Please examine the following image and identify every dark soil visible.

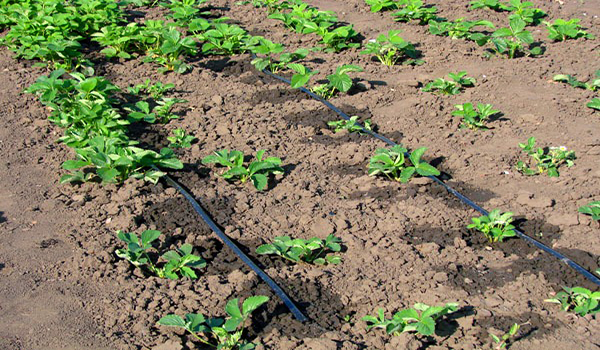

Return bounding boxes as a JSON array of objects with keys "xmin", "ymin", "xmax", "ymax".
[{"xmin": 0, "ymin": 0, "xmax": 599, "ymax": 349}]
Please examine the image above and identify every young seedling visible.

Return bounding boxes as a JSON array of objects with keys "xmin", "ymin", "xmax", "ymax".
[
  {"xmin": 168, "ymin": 128, "xmax": 196, "ymax": 148},
  {"xmin": 486, "ymin": 17, "xmax": 542, "ymax": 58},
  {"xmin": 360, "ymin": 30, "xmax": 422, "ymax": 66},
  {"xmin": 158, "ymin": 295, "xmax": 269, "ymax": 349},
  {"xmin": 422, "ymin": 71, "xmax": 476, "ymax": 95},
  {"xmin": 544, "ymin": 18, "xmax": 594, "ymax": 42},
  {"xmin": 363, "ymin": 303, "xmax": 459, "ymax": 337},
  {"xmin": 429, "ymin": 18, "xmax": 494, "ymax": 43},
  {"xmin": 588, "ymin": 98, "xmax": 600, "ymax": 111},
  {"xmin": 202, "ymin": 150, "xmax": 284, "ymax": 191},
  {"xmin": 250, "ymin": 38, "xmax": 308, "ymax": 73},
  {"xmin": 553, "ymin": 70, "xmax": 600, "ymax": 91},
  {"xmin": 287, "ymin": 63, "xmax": 319, "ymax": 89},
  {"xmin": 115, "ymin": 230, "xmax": 206, "ymax": 279},
  {"xmin": 368, "ymin": 145, "xmax": 440, "ymax": 183},
  {"xmin": 516, "ymin": 137, "xmax": 576, "ymax": 177},
  {"xmin": 469, "ymin": 0, "xmax": 509, "ymax": 11},
  {"xmin": 505, "ymin": 0, "xmax": 546, "ymax": 25},
  {"xmin": 318, "ymin": 25, "xmax": 361, "ymax": 52},
  {"xmin": 128, "ymin": 79, "xmax": 176, "ymax": 99},
  {"xmin": 328, "ymin": 116, "xmax": 372, "ymax": 133},
  {"xmin": 452, "ymin": 102, "xmax": 500, "ymax": 129},
  {"xmin": 311, "ymin": 64, "xmax": 363, "ymax": 99},
  {"xmin": 467, "ymin": 209, "xmax": 516, "ymax": 243},
  {"xmin": 365, "ymin": 0, "xmax": 400, "ymax": 12},
  {"xmin": 144, "ymin": 27, "xmax": 196, "ymax": 73},
  {"xmin": 200, "ymin": 23, "xmax": 250, "ymax": 55},
  {"xmin": 256, "ymin": 234, "xmax": 342, "ymax": 265},
  {"xmin": 578, "ymin": 201, "xmax": 600, "ymax": 221},
  {"xmin": 545, "ymin": 287, "xmax": 600, "ymax": 316},
  {"xmin": 490, "ymin": 323, "xmax": 520, "ymax": 350},
  {"xmin": 392, "ymin": 0, "xmax": 438, "ymax": 24}
]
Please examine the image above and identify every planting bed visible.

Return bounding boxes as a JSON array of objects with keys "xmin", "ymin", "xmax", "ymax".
[{"xmin": 0, "ymin": 0, "xmax": 599, "ymax": 349}]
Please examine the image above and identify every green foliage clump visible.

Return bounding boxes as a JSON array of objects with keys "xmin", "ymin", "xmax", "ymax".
[
  {"xmin": 467, "ymin": 209, "xmax": 516, "ymax": 243},
  {"xmin": 516, "ymin": 137, "xmax": 575, "ymax": 177},
  {"xmin": 360, "ymin": 30, "xmax": 423, "ymax": 66},
  {"xmin": 363, "ymin": 303, "xmax": 459, "ymax": 336},
  {"xmin": 545, "ymin": 287, "xmax": 600, "ymax": 316},
  {"xmin": 256, "ymin": 235, "xmax": 342, "ymax": 265},
  {"xmin": 368, "ymin": 145, "xmax": 440, "ymax": 183},
  {"xmin": 422, "ymin": 71, "xmax": 476, "ymax": 95}
]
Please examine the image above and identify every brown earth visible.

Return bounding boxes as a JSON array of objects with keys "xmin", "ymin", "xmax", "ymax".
[{"xmin": 0, "ymin": 0, "xmax": 599, "ymax": 349}]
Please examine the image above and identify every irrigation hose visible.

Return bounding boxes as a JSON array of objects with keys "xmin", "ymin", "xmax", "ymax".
[
  {"xmin": 255, "ymin": 60, "xmax": 600, "ymax": 287},
  {"xmin": 158, "ymin": 171, "xmax": 308, "ymax": 322}
]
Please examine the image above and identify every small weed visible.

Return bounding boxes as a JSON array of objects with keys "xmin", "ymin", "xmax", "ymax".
[
  {"xmin": 468, "ymin": 209, "xmax": 515, "ymax": 243},
  {"xmin": 363, "ymin": 303, "xmax": 459, "ymax": 336},
  {"xmin": 202, "ymin": 150, "xmax": 284, "ymax": 191},
  {"xmin": 256, "ymin": 234, "xmax": 342, "ymax": 265},
  {"xmin": 490, "ymin": 323, "xmax": 520, "ymax": 349},
  {"xmin": 116, "ymin": 230, "xmax": 206, "ymax": 279},
  {"xmin": 368, "ymin": 145, "xmax": 440, "ymax": 183},
  {"xmin": 516, "ymin": 137, "xmax": 575, "ymax": 177},
  {"xmin": 422, "ymin": 71, "xmax": 476, "ymax": 95},
  {"xmin": 545, "ymin": 287, "xmax": 600, "ymax": 316},
  {"xmin": 452, "ymin": 102, "xmax": 500, "ymax": 129},
  {"xmin": 159, "ymin": 295, "xmax": 269, "ymax": 349}
]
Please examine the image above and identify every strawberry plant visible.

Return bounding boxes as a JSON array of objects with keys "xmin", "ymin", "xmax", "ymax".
[
  {"xmin": 368, "ymin": 145, "xmax": 440, "ymax": 183},
  {"xmin": 92, "ymin": 23, "xmax": 144, "ymax": 59},
  {"xmin": 200, "ymin": 23, "xmax": 251, "ymax": 55},
  {"xmin": 144, "ymin": 27, "xmax": 196, "ymax": 73},
  {"xmin": 545, "ymin": 287, "xmax": 600, "ymax": 316},
  {"xmin": 154, "ymin": 97, "xmax": 188, "ymax": 123},
  {"xmin": 365, "ymin": 0, "xmax": 400, "ymax": 12},
  {"xmin": 553, "ymin": 70, "xmax": 599, "ymax": 91},
  {"xmin": 163, "ymin": 0, "xmax": 209, "ymax": 27},
  {"xmin": 288, "ymin": 63, "xmax": 319, "ymax": 89},
  {"xmin": 128, "ymin": 79, "xmax": 176, "ymax": 99},
  {"xmin": 318, "ymin": 25, "xmax": 361, "ymax": 52},
  {"xmin": 256, "ymin": 234, "xmax": 342, "ymax": 265},
  {"xmin": 469, "ymin": 0, "xmax": 509, "ymax": 11},
  {"xmin": 311, "ymin": 64, "xmax": 363, "ymax": 99},
  {"xmin": 392, "ymin": 0, "xmax": 438, "ymax": 24},
  {"xmin": 429, "ymin": 18, "xmax": 494, "ymax": 43},
  {"xmin": 328, "ymin": 116, "xmax": 372, "ymax": 133},
  {"xmin": 363, "ymin": 303, "xmax": 458, "ymax": 337},
  {"xmin": 250, "ymin": 37, "xmax": 308, "ymax": 73},
  {"xmin": 505, "ymin": 0, "xmax": 546, "ymax": 25},
  {"xmin": 544, "ymin": 18, "xmax": 594, "ymax": 42},
  {"xmin": 168, "ymin": 129, "xmax": 196, "ymax": 148},
  {"xmin": 578, "ymin": 201, "xmax": 600, "ymax": 221},
  {"xmin": 588, "ymin": 98, "xmax": 600, "ymax": 111},
  {"xmin": 490, "ymin": 323, "xmax": 520, "ymax": 350},
  {"xmin": 116, "ymin": 230, "xmax": 206, "ymax": 279},
  {"xmin": 516, "ymin": 137, "xmax": 576, "ymax": 177},
  {"xmin": 360, "ymin": 30, "xmax": 422, "ymax": 66},
  {"xmin": 202, "ymin": 150, "xmax": 284, "ymax": 191},
  {"xmin": 159, "ymin": 295, "xmax": 269, "ymax": 349},
  {"xmin": 485, "ymin": 17, "xmax": 542, "ymax": 58},
  {"xmin": 467, "ymin": 209, "xmax": 516, "ymax": 243},
  {"xmin": 422, "ymin": 71, "xmax": 476, "ymax": 95},
  {"xmin": 452, "ymin": 103, "xmax": 500, "ymax": 129}
]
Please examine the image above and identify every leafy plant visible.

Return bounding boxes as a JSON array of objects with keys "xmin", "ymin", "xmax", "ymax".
[
  {"xmin": 116, "ymin": 230, "xmax": 206, "ymax": 279},
  {"xmin": 287, "ymin": 63, "xmax": 319, "ymax": 89},
  {"xmin": 311, "ymin": 64, "xmax": 363, "ymax": 99},
  {"xmin": 144, "ymin": 27, "xmax": 196, "ymax": 73},
  {"xmin": 544, "ymin": 18, "xmax": 594, "ymax": 42},
  {"xmin": 250, "ymin": 38, "xmax": 308, "ymax": 73},
  {"xmin": 200, "ymin": 23, "xmax": 250, "ymax": 55},
  {"xmin": 553, "ymin": 70, "xmax": 600, "ymax": 91},
  {"xmin": 505, "ymin": 0, "xmax": 546, "ymax": 25},
  {"xmin": 328, "ymin": 116, "xmax": 372, "ymax": 133},
  {"xmin": 578, "ymin": 201, "xmax": 600, "ymax": 221},
  {"xmin": 163, "ymin": 0, "xmax": 209, "ymax": 27},
  {"xmin": 128, "ymin": 79, "xmax": 176, "ymax": 99},
  {"xmin": 545, "ymin": 287, "xmax": 600, "ymax": 316},
  {"xmin": 360, "ymin": 30, "xmax": 422, "ymax": 66},
  {"xmin": 516, "ymin": 137, "xmax": 576, "ymax": 177},
  {"xmin": 452, "ymin": 103, "xmax": 500, "ymax": 129},
  {"xmin": 158, "ymin": 295, "xmax": 269, "ymax": 349},
  {"xmin": 469, "ymin": 0, "xmax": 509, "ymax": 11},
  {"xmin": 202, "ymin": 150, "xmax": 284, "ymax": 190},
  {"xmin": 392, "ymin": 0, "xmax": 438, "ymax": 24},
  {"xmin": 92, "ymin": 23, "xmax": 144, "ymax": 59},
  {"xmin": 490, "ymin": 323, "xmax": 520, "ymax": 350},
  {"xmin": 365, "ymin": 0, "xmax": 400, "ymax": 12},
  {"xmin": 467, "ymin": 209, "xmax": 516, "ymax": 243},
  {"xmin": 363, "ymin": 303, "xmax": 459, "ymax": 336},
  {"xmin": 588, "ymin": 98, "xmax": 600, "ymax": 111},
  {"xmin": 428, "ymin": 18, "xmax": 494, "ymax": 43},
  {"xmin": 485, "ymin": 17, "xmax": 542, "ymax": 58},
  {"xmin": 368, "ymin": 145, "xmax": 440, "ymax": 183},
  {"xmin": 168, "ymin": 129, "xmax": 196, "ymax": 148},
  {"xmin": 154, "ymin": 97, "xmax": 188, "ymax": 123},
  {"xmin": 318, "ymin": 24, "xmax": 361, "ymax": 52},
  {"xmin": 422, "ymin": 71, "xmax": 476, "ymax": 95},
  {"xmin": 256, "ymin": 234, "xmax": 342, "ymax": 265}
]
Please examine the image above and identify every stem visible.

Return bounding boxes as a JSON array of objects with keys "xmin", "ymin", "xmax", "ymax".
[{"xmin": 188, "ymin": 330, "xmax": 218, "ymax": 348}]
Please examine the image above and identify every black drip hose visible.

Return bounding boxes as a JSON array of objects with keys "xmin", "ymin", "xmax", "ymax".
[
  {"xmin": 257, "ymin": 62, "xmax": 600, "ymax": 287},
  {"xmin": 159, "ymin": 171, "xmax": 308, "ymax": 322}
]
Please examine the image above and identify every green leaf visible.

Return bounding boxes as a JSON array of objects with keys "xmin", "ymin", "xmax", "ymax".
[
  {"xmin": 251, "ymin": 173, "xmax": 268, "ymax": 190},
  {"xmin": 416, "ymin": 316, "xmax": 436, "ymax": 336},
  {"xmin": 242, "ymin": 295, "xmax": 269, "ymax": 315},
  {"xmin": 256, "ymin": 244, "xmax": 278, "ymax": 255},
  {"xmin": 141, "ymin": 230, "xmax": 161, "ymax": 246},
  {"xmin": 158, "ymin": 314, "xmax": 186, "ymax": 327},
  {"xmin": 225, "ymin": 298, "xmax": 243, "ymax": 319},
  {"xmin": 328, "ymin": 73, "xmax": 353, "ymax": 93}
]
